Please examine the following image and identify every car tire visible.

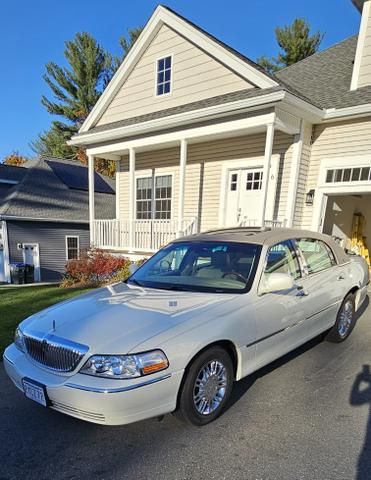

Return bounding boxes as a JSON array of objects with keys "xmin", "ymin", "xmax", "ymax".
[
  {"xmin": 326, "ymin": 293, "xmax": 356, "ymax": 343},
  {"xmin": 175, "ymin": 346, "xmax": 234, "ymax": 426}
]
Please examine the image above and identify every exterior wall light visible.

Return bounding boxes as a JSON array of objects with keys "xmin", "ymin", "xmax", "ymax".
[{"xmin": 305, "ymin": 189, "xmax": 315, "ymax": 206}]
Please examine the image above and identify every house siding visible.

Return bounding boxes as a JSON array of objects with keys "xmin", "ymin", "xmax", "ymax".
[
  {"xmin": 357, "ymin": 1, "xmax": 371, "ymax": 88},
  {"xmin": 295, "ymin": 117, "xmax": 371, "ymax": 229},
  {"xmin": 97, "ymin": 24, "xmax": 253, "ymax": 126},
  {"xmin": 7, "ymin": 221, "xmax": 89, "ymax": 282},
  {"xmin": 117, "ymin": 131, "xmax": 294, "ymax": 232}
]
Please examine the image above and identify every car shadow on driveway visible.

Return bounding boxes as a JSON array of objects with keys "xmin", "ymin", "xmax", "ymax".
[
  {"xmin": 350, "ymin": 363, "xmax": 371, "ymax": 480},
  {"xmin": 227, "ymin": 295, "xmax": 370, "ymax": 412}
]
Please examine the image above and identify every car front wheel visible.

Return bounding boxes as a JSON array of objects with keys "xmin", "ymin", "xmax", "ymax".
[
  {"xmin": 326, "ymin": 293, "xmax": 356, "ymax": 343},
  {"xmin": 175, "ymin": 346, "xmax": 234, "ymax": 426}
]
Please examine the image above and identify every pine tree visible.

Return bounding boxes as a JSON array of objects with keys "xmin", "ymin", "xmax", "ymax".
[
  {"xmin": 258, "ymin": 18, "xmax": 323, "ymax": 74},
  {"xmin": 33, "ymin": 28, "xmax": 142, "ymax": 176},
  {"xmin": 41, "ymin": 32, "xmax": 110, "ymax": 130}
]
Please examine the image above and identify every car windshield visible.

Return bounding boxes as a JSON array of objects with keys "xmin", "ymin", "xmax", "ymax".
[{"xmin": 128, "ymin": 241, "xmax": 261, "ymax": 293}]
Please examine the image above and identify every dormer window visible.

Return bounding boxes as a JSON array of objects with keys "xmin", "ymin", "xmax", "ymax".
[{"xmin": 156, "ymin": 56, "xmax": 172, "ymax": 96}]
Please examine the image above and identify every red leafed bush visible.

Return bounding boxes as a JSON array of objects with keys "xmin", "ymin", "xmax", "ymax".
[{"xmin": 61, "ymin": 248, "xmax": 132, "ymax": 287}]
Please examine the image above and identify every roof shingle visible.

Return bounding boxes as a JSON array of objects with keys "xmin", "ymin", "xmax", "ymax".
[{"xmin": 0, "ymin": 157, "xmax": 115, "ymax": 222}]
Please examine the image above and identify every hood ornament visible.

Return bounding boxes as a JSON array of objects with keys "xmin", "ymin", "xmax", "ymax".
[{"xmin": 52, "ymin": 319, "xmax": 56, "ymax": 332}]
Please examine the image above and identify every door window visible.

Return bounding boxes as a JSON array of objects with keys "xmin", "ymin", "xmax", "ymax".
[
  {"xmin": 264, "ymin": 240, "xmax": 301, "ymax": 280},
  {"xmin": 296, "ymin": 238, "xmax": 336, "ymax": 274}
]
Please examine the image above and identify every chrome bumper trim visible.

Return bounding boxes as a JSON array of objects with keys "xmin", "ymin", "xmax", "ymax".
[
  {"xmin": 65, "ymin": 373, "xmax": 172, "ymax": 394},
  {"xmin": 3, "ymin": 353, "xmax": 14, "ymax": 365}
]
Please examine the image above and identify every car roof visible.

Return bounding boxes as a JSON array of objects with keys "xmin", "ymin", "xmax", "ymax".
[{"xmin": 176, "ymin": 227, "xmax": 350, "ymax": 265}]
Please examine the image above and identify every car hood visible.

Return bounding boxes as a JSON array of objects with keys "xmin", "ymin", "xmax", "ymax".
[{"xmin": 20, "ymin": 283, "xmax": 233, "ymax": 355}]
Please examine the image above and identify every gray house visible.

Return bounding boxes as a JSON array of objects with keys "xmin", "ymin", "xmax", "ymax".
[{"xmin": 0, "ymin": 157, "xmax": 115, "ymax": 283}]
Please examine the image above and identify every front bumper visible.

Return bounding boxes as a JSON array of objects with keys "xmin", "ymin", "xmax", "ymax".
[{"xmin": 3, "ymin": 344, "xmax": 183, "ymax": 425}]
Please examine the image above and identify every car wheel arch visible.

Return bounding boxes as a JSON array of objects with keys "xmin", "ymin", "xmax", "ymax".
[
  {"xmin": 175, "ymin": 340, "xmax": 240, "ymax": 410},
  {"xmin": 347, "ymin": 285, "xmax": 361, "ymax": 309}
]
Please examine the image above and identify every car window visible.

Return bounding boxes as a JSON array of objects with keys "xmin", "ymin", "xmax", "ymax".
[
  {"xmin": 128, "ymin": 241, "xmax": 261, "ymax": 293},
  {"xmin": 296, "ymin": 238, "xmax": 336, "ymax": 274},
  {"xmin": 264, "ymin": 240, "xmax": 301, "ymax": 280}
]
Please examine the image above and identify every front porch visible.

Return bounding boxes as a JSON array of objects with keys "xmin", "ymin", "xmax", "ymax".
[{"xmin": 87, "ymin": 108, "xmax": 302, "ymax": 254}]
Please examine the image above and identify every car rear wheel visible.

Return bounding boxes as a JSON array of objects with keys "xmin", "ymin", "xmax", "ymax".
[
  {"xmin": 326, "ymin": 293, "xmax": 356, "ymax": 343},
  {"xmin": 175, "ymin": 346, "xmax": 234, "ymax": 426}
]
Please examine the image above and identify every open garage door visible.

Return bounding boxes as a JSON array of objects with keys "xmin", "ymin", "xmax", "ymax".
[{"xmin": 322, "ymin": 194, "xmax": 371, "ymax": 265}]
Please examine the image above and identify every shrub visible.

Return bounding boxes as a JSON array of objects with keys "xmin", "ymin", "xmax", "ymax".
[{"xmin": 60, "ymin": 248, "xmax": 138, "ymax": 288}]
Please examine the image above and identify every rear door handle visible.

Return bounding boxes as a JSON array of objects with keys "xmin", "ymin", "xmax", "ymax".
[{"xmin": 337, "ymin": 274, "xmax": 346, "ymax": 281}]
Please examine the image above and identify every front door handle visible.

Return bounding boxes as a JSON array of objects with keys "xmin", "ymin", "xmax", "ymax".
[
  {"xmin": 296, "ymin": 285, "xmax": 309, "ymax": 297},
  {"xmin": 337, "ymin": 274, "xmax": 346, "ymax": 281}
]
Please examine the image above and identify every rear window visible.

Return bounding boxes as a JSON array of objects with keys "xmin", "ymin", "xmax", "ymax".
[{"xmin": 297, "ymin": 238, "xmax": 337, "ymax": 274}]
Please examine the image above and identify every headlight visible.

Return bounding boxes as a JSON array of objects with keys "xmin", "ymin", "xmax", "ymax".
[
  {"xmin": 14, "ymin": 327, "xmax": 25, "ymax": 352},
  {"xmin": 80, "ymin": 350, "xmax": 169, "ymax": 379}
]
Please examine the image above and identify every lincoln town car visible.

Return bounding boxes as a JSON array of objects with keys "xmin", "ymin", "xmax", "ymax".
[{"xmin": 3, "ymin": 228, "xmax": 369, "ymax": 426}]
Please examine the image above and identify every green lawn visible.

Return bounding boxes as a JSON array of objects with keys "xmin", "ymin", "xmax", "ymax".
[{"xmin": 0, "ymin": 286, "xmax": 91, "ymax": 356}]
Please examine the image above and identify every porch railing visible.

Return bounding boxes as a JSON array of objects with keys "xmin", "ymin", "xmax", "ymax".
[
  {"xmin": 93, "ymin": 217, "xmax": 198, "ymax": 252},
  {"xmin": 238, "ymin": 217, "xmax": 286, "ymax": 228}
]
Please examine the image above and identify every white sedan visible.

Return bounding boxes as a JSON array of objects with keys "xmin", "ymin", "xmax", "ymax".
[{"xmin": 3, "ymin": 228, "xmax": 369, "ymax": 426}]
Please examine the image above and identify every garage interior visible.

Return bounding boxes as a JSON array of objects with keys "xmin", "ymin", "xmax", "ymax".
[{"xmin": 322, "ymin": 194, "xmax": 371, "ymax": 266}]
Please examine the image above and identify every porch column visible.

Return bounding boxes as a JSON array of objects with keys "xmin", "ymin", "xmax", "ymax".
[
  {"xmin": 128, "ymin": 147, "xmax": 136, "ymax": 251},
  {"xmin": 260, "ymin": 123, "xmax": 275, "ymax": 227},
  {"xmin": 88, "ymin": 154, "xmax": 95, "ymax": 245},
  {"xmin": 178, "ymin": 139, "xmax": 187, "ymax": 236}
]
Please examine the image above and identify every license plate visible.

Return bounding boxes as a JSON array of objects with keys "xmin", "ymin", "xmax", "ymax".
[{"xmin": 22, "ymin": 378, "xmax": 48, "ymax": 407}]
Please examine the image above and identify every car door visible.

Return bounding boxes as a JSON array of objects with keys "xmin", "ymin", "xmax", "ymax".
[
  {"xmin": 252, "ymin": 240, "xmax": 311, "ymax": 369},
  {"xmin": 294, "ymin": 238, "xmax": 345, "ymax": 337}
]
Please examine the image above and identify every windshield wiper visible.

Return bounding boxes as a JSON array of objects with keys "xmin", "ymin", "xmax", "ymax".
[
  {"xmin": 127, "ymin": 279, "xmax": 144, "ymax": 287},
  {"xmin": 154, "ymin": 284, "xmax": 194, "ymax": 292}
]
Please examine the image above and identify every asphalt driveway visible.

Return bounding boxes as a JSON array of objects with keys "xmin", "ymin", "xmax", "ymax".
[{"xmin": 1, "ymin": 298, "xmax": 371, "ymax": 480}]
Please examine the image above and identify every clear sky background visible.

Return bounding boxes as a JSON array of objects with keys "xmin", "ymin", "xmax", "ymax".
[{"xmin": 0, "ymin": 0, "xmax": 361, "ymax": 160}]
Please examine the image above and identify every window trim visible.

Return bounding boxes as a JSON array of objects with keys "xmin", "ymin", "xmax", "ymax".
[
  {"xmin": 65, "ymin": 235, "xmax": 80, "ymax": 261},
  {"xmin": 155, "ymin": 54, "xmax": 173, "ymax": 97},
  {"xmin": 135, "ymin": 172, "xmax": 174, "ymax": 220}
]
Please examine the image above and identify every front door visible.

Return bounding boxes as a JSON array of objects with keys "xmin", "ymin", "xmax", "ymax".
[
  {"xmin": 22, "ymin": 243, "xmax": 40, "ymax": 282},
  {"xmin": 225, "ymin": 168, "xmax": 264, "ymax": 226}
]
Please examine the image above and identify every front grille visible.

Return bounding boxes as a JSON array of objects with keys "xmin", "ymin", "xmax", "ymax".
[{"xmin": 24, "ymin": 333, "xmax": 88, "ymax": 372}]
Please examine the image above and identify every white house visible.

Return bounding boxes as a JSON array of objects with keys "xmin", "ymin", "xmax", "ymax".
[{"xmin": 69, "ymin": 0, "xmax": 371, "ymax": 258}]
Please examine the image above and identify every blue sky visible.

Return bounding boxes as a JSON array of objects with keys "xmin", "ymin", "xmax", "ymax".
[{"xmin": 0, "ymin": 0, "xmax": 361, "ymax": 160}]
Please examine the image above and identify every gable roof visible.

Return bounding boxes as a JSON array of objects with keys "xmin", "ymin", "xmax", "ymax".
[
  {"xmin": 79, "ymin": 4, "xmax": 278, "ymax": 134},
  {"xmin": 276, "ymin": 35, "xmax": 371, "ymax": 109},
  {"xmin": 0, "ymin": 157, "xmax": 115, "ymax": 222}
]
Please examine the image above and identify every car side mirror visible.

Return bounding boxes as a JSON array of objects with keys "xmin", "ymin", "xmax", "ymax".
[
  {"xmin": 129, "ymin": 263, "xmax": 139, "ymax": 275},
  {"xmin": 260, "ymin": 273, "xmax": 294, "ymax": 295}
]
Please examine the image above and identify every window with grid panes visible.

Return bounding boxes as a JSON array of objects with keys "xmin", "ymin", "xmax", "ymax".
[
  {"xmin": 136, "ymin": 177, "xmax": 153, "ymax": 219},
  {"xmin": 66, "ymin": 236, "xmax": 79, "ymax": 260},
  {"xmin": 156, "ymin": 56, "xmax": 172, "ymax": 96},
  {"xmin": 136, "ymin": 175, "xmax": 172, "ymax": 219},
  {"xmin": 246, "ymin": 171, "xmax": 263, "ymax": 190},
  {"xmin": 325, "ymin": 167, "xmax": 371, "ymax": 183}
]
